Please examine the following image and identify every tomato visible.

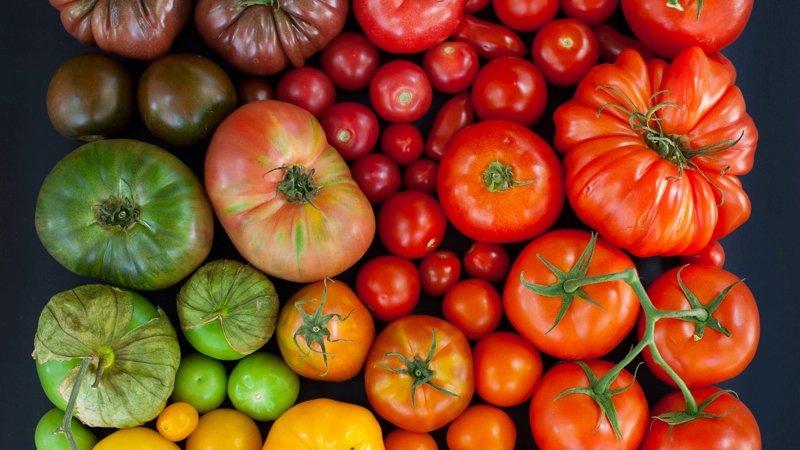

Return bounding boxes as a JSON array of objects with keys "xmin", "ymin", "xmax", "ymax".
[
  {"xmin": 531, "ymin": 361, "xmax": 648, "ymax": 450},
  {"xmin": 356, "ymin": 256, "xmax": 421, "ymax": 322},
  {"xmin": 171, "ymin": 353, "xmax": 228, "ymax": 413},
  {"xmin": 594, "ymin": 24, "xmax": 652, "ymax": 62},
  {"xmin": 438, "ymin": 121, "xmax": 563, "ymax": 243},
  {"xmin": 382, "ymin": 123, "xmax": 424, "ymax": 165},
  {"xmin": 379, "ymin": 191, "xmax": 447, "ymax": 259},
  {"xmin": 442, "ymin": 279, "xmax": 502, "ymax": 340},
  {"xmin": 237, "ymin": 78, "xmax": 274, "ymax": 104},
  {"xmin": 404, "ymin": 160, "xmax": 439, "ymax": 193},
  {"xmin": 681, "ymin": 240, "xmax": 726, "ymax": 267},
  {"xmin": 352, "ymin": 154, "xmax": 402, "ymax": 204},
  {"xmin": 277, "ymin": 67, "xmax": 336, "ymax": 117},
  {"xmin": 473, "ymin": 332, "xmax": 542, "ymax": 407},
  {"xmin": 621, "ymin": 0, "xmax": 754, "ymax": 58},
  {"xmin": 186, "ymin": 409, "xmax": 261, "ymax": 450},
  {"xmin": 370, "ymin": 61, "xmax": 433, "ymax": 123},
  {"xmin": 562, "ymin": 0, "xmax": 618, "ymax": 25},
  {"xmin": 277, "ymin": 280, "xmax": 375, "ymax": 382},
  {"xmin": 426, "ymin": 93, "xmax": 474, "ymax": 160},
  {"xmin": 354, "ymin": 0, "xmax": 466, "ymax": 54},
  {"xmin": 365, "ymin": 315, "xmax": 474, "ymax": 432},
  {"xmin": 463, "ymin": 242, "xmax": 510, "ymax": 283},
  {"xmin": 532, "ymin": 19, "xmax": 600, "ymax": 87},
  {"xmin": 472, "ymin": 58, "xmax": 548, "ymax": 126},
  {"xmin": 642, "ymin": 387, "xmax": 761, "ymax": 450},
  {"xmin": 465, "ymin": 0, "xmax": 490, "ymax": 13},
  {"xmin": 321, "ymin": 102, "xmax": 380, "ymax": 161},
  {"xmin": 321, "ymin": 32, "xmax": 380, "ymax": 91},
  {"xmin": 554, "ymin": 48, "xmax": 757, "ymax": 256},
  {"xmin": 493, "ymin": 0, "xmax": 558, "ymax": 32},
  {"xmin": 227, "ymin": 353, "xmax": 300, "ymax": 421},
  {"xmin": 640, "ymin": 265, "xmax": 759, "ymax": 387},
  {"xmin": 385, "ymin": 430, "xmax": 438, "ymax": 450},
  {"xmin": 419, "ymin": 251, "xmax": 462, "ymax": 296},
  {"xmin": 96, "ymin": 428, "xmax": 179, "ymax": 450},
  {"xmin": 453, "ymin": 16, "xmax": 526, "ymax": 59},
  {"xmin": 423, "ymin": 41, "xmax": 480, "ymax": 94},
  {"xmin": 206, "ymin": 101, "xmax": 375, "ymax": 282},
  {"xmin": 35, "ymin": 408, "xmax": 97, "ymax": 450},
  {"xmin": 157, "ymin": 402, "xmax": 199, "ymax": 442},
  {"xmin": 446, "ymin": 405, "xmax": 516, "ymax": 450}
]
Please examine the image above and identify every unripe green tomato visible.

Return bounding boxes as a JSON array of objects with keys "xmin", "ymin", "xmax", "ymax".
[
  {"xmin": 228, "ymin": 353, "xmax": 299, "ymax": 421},
  {"xmin": 171, "ymin": 353, "xmax": 228, "ymax": 413},
  {"xmin": 35, "ymin": 408, "xmax": 97, "ymax": 450}
]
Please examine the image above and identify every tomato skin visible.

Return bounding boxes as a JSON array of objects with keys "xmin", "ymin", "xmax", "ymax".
[
  {"xmin": 356, "ymin": 256, "xmax": 421, "ymax": 322},
  {"xmin": 171, "ymin": 353, "xmax": 228, "ymax": 413},
  {"xmin": 237, "ymin": 78, "xmax": 274, "ymax": 104},
  {"xmin": 426, "ymin": 94, "xmax": 475, "ymax": 160},
  {"xmin": 438, "ymin": 120, "xmax": 563, "ymax": 243},
  {"xmin": 443, "ymin": 279, "xmax": 502, "ymax": 340},
  {"xmin": 96, "ymin": 428, "xmax": 179, "ymax": 450},
  {"xmin": 321, "ymin": 32, "xmax": 380, "ymax": 91},
  {"xmin": 493, "ymin": 0, "xmax": 558, "ymax": 32},
  {"xmin": 157, "ymin": 402, "xmax": 199, "ymax": 442},
  {"xmin": 321, "ymin": 102, "xmax": 380, "ymax": 161},
  {"xmin": 474, "ymin": 332, "xmax": 542, "ymax": 407},
  {"xmin": 454, "ymin": 16, "xmax": 526, "ymax": 59},
  {"xmin": 379, "ymin": 191, "xmax": 447, "ymax": 259},
  {"xmin": 35, "ymin": 408, "xmax": 97, "ymax": 450},
  {"xmin": 463, "ymin": 242, "xmax": 510, "ymax": 283},
  {"xmin": 446, "ymin": 405, "xmax": 516, "ymax": 450},
  {"xmin": 532, "ymin": 19, "xmax": 600, "ymax": 87},
  {"xmin": 472, "ymin": 58, "xmax": 548, "ymax": 126},
  {"xmin": 593, "ymin": 24, "xmax": 651, "ymax": 62},
  {"xmin": 464, "ymin": 0, "xmax": 490, "ymax": 13},
  {"xmin": 404, "ymin": 159, "xmax": 439, "ymax": 193},
  {"xmin": 385, "ymin": 430, "xmax": 438, "ymax": 450},
  {"xmin": 680, "ymin": 240, "xmax": 726, "ymax": 268},
  {"xmin": 382, "ymin": 123, "xmax": 424, "ymax": 165},
  {"xmin": 562, "ymin": 0, "xmax": 618, "ymax": 26},
  {"xmin": 531, "ymin": 361, "xmax": 648, "ymax": 450},
  {"xmin": 277, "ymin": 67, "xmax": 336, "ymax": 117},
  {"xmin": 642, "ymin": 387, "xmax": 761, "ymax": 450},
  {"xmin": 186, "ymin": 409, "xmax": 262, "ymax": 450},
  {"xmin": 370, "ymin": 61, "xmax": 433, "ymax": 123},
  {"xmin": 419, "ymin": 251, "xmax": 462, "ymax": 296},
  {"xmin": 352, "ymin": 154, "xmax": 402, "ymax": 204},
  {"xmin": 423, "ymin": 41, "xmax": 480, "ymax": 94},
  {"xmin": 227, "ymin": 353, "xmax": 299, "ymax": 421}
]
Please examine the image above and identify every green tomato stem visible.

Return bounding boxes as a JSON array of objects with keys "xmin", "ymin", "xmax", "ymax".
[{"xmin": 60, "ymin": 358, "xmax": 91, "ymax": 450}]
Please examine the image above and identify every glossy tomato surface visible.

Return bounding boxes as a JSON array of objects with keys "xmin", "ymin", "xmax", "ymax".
[
  {"xmin": 321, "ymin": 32, "xmax": 380, "ymax": 91},
  {"xmin": 442, "ymin": 279, "xmax": 502, "ymax": 340},
  {"xmin": 381, "ymin": 123, "xmax": 424, "ymax": 165},
  {"xmin": 321, "ymin": 102, "xmax": 380, "ymax": 161},
  {"xmin": 277, "ymin": 67, "xmax": 336, "ymax": 117},
  {"xmin": 493, "ymin": 0, "xmax": 558, "ymax": 32},
  {"xmin": 351, "ymin": 153, "xmax": 402, "ymax": 204},
  {"xmin": 370, "ymin": 61, "xmax": 433, "ymax": 123},
  {"xmin": 404, "ymin": 159, "xmax": 439, "ymax": 193},
  {"xmin": 463, "ymin": 242, "xmax": 510, "ymax": 282},
  {"xmin": 532, "ymin": 19, "xmax": 600, "ymax": 87},
  {"xmin": 379, "ymin": 191, "xmax": 447, "ymax": 259},
  {"xmin": 237, "ymin": 78, "xmax": 274, "ymax": 104},
  {"xmin": 474, "ymin": 332, "xmax": 542, "ymax": 407},
  {"xmin": 385, "ymin": 430, "xmax": 438, "ymax": 450},
  {"xmin": 446, "ymin": 404, "xmax": 516, "ymax": 450},
  {"xmin": 423, "ymin": 41, "xmax": 480, "ymax": 94},
  {"xmin": 419, "ymin": 251, "xmax": 461, "ymax": 296},
  {"xmin": 356, "ymin": 255, "xmax": 421, "ymax": 322},
  {"xmin": 472, "ymin": 58, "xmax": 548, "ymax": 126},
  {"xmin": 562, "ymin": 0, "xmax": 618, "ymax": 25},
  {"xmin": 681, "ymin": 240, "xmax": 726, "ymax": 268},
  {"xmin": 426, "ymin": 93, "xmax": 474, "ymax": 160}
]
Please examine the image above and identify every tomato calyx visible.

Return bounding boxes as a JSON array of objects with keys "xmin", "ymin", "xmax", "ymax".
[
  {"xmin": 665, "ymin": 0, "xmax": 704, "ymax": 20},
  {"xmin": 61, "ymin": 351, "xmax": 117, "ymax": 450},
  {"xmin": 276, "ymin": 165, "xmax": 319, "ymax": 204},
  {"xmin": 94, "ymin": 179, "xmax": 144, "ymax": 231},
  {"xmin": 654, "ymin": 389, "xmax": 737, "ymax": 426},
  {"xmin": 292, "ymin": 280, "xmax": 353, "ymax": 371},
  {"xmin": 675, "ymin": 265, "xmax": 740, "ymax": 340},
  {"xmin": 239, "ymin": 0, "xmax": 277, "ymax": 7},
  {"xmin": 482, "ymin": 161, "xmax": 533, "ymax": 192}
]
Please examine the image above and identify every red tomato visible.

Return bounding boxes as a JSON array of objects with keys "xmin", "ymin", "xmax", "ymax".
[
  {"xmin": 276, "ymin": 67, "xmax": 335, "ymax": 117},
  {"xmin": 356, "ymin": 256, "xmax": 420, "ymax": 322},
  {"xmin": 351, "ymin": 154, "xmax": 402, "ymax": 204},
  {"xmin": 384, "ymin": 430, "xmax": 438, "ymax": 450},
  {"xmin": 472, "ymin": 58, "xmax": 548, "ymax": 126},
  {"xmin": 473, "ymin": 332, "xmax": 542, "ymax": 407},
  {"xmin": 532, "ymin": 19, "xmax": 600, "ymax": 87},
  {"xmin": 442, "ymin": 279, "xmax": 502, "ymax": 340},
  {"xmin": 418, "ymin": 251, "xmax": 462, "ymax": 296},
  {"xmin": 354, "ymin": 0, "xmax": 466, "ymax": 54},
  {"xmin": 404, "ymin": 159, "xmax": 439, "ymax": 193},
  {"xmin": 237, "ymin": 78, "xmax": 274, "ymax": 104},
  {"xmin": 423, "ymin": 41, "xmax": 480, "ymax": 94},
  {"xmin": 493, "ymin": 0, "xmax": 558, "ymax": 32},
  {"xmin": 453, "ymin": 16, "xmax": 526, "ymax": 60},
  {"xmin": 320, "ymin": 102, "xmax": 379, "ymax": 161},
  {"xmin": 438, "ymin": 120, "xmax": 563, "ymax": 243},
  {"xmin": 321, "ymin": 32, "xmax": 380, "ymax": 91},
  {"xmin": 562, "ymin": 0, "xmax": 618, "ymax": 26},
  {"xmin": 370, "ymin": 61, "xmax": 433, "ymax": 123},
  {"xmin": 426, "ymin": 94, "xmax": 474, "ymax": 160},
  {"xmin": 531, "ymin": 360, "xmax": 648, "ymax": 450},
  {"xmin": 463, "ymin": 242, "xmax": 510, "ymax": 283},
  {"xmin": 381, "ymin": 124, "xmax": 424, "ymax": 165},
  {"xmin": 622, "ymin": 0, "xmax": 754, "ymax": 58},
  {"xmin": 642, "ymin": 387, "xmax": 761, "ymax": 450},
  {"xmin": 446, "ymin": 405, "xmax": 516, "ymax": 450},
  {"xmin": 640, "ymin": 265, "xmax": 760, "ymax": 387},
  {"xmin": 593, "ymin": 24, "xmax": 652, "ymax": 62},
  {"xmin": 464, "ymin": 0, "xmax": 490, "ymax": 13},
  {"xmin": 680, "ymin": 241, "xmax": 726, "ymax": 268},
  {"xmin": 379, "ymin": 191, "xmax": 447, "ymax": 259}
]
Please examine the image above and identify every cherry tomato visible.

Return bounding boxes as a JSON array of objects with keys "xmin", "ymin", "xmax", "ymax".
[
  {"xmin": 454, "ymin": 15, "xmax": 526, "ymax": 60},
  {"xmin": 370, "ymin": 61, "xmax": 433, "ymax": 123},
  {"xmin": 472, "ymin": 58, "xmax": 548, "ymax": 126},
  {"xmin": 465, "ymin": 0, "xmax": 490, "ymax": 13},
  {"xmin": 446, "ymin": 405, "xmax": 516, "ymax": 450},
  {"xmin": 186, "ymin": 409, "xmax": 262, "ymax": 450},
  {"xmin": 381, "ymin": 123, "xmax": 424, "ymax": 165},
  {"xmin": 320, "ymin": 102, "xmax": 380, "ymax": 161},
  {"xmin": 423, "ymin": 41, "xmax": 480, "ymax": 94},
  {"xmin": 404, "ymin": 159, "xmax": 439, "ymax": 193},
  {"xmin": 593, "ymin": 24, "xmax": 652, "ymax": 62},
  {"xmin": 351, "ymin": 153, "xmax": 402, "ymax": 204},
  {"xmin": 157, "ymin": 402, "xmax": 199, "ymax": 442},
  {"xmin": 532, "ymin": 19, "xmax": 600, "ymax": 87},
  {"xmin": 493, "ymin": 0, "xmax": 559, "ymax": 32},
  {"xmin": 680, "ymin": 241, "xmax": 726, "ymax": 268},
  {"xmin": 474, "ymin": 332, "xmax": 542, "ymax": 407},
  {"xmin": 321, "ymin": 32, "xmax": 380, "ymax": 91},
  {"xmin": 419, "ymin": 250, "xmax": 462, "ymax": 296},
  {"xmin": 463, "ymin": 242, "xmax": 510, "ymax": 283},
  {"xmin": 237, "ymin": 78, "xmax": 274, "ymax": 104},
  {"xmin": 442, "ymin": 279, "xmax": 502, "ymax": 340},
  {"xmin": 276, "ymin": 67, "xmax": 335, "ymax": 116},
  {"xmin": 426, "ymin": 94, "xmax": 475, "ymax": 160},
  {"xmin": 384, "ymin": 430, "xmax": 438, "ymax": 450},
  {"xmin": 561, "ymin": 0, "xmax": 618, "ymax": 26},
  {"xmin": 378, "ymin": 191, "xmax": 447, "ymax": 259},
  {"xmin": 356, "ymin": 255, "xmax": 421, "ymax": 322}
]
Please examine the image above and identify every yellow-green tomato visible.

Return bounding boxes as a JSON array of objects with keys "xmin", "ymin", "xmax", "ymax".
[
  {"xmin": 228, "ymin": 353, "xmax": 299, "ymax": 421},
  {"xmin": 171, "ymin": 353, "xmax": 228, "ymax": 413},
  {"xmin": 94, "ymin": 427, "xmax": 180, "ymax": 450},
  {"xmin": 34, "ymin": 408, "xmax": 97, "ymax": 450}
]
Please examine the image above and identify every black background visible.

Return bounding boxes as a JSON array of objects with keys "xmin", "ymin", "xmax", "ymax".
[{"xmin": 2, "ymin": 1, "xmax": 799, "ymax": 449}]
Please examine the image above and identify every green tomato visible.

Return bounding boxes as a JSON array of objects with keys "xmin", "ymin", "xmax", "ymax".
[
  {"xmin": 35, "ymin": 408, "xmax": 97, "ymax": 450},
  {"xmin": 172, "ymin": 353, "xmax": 228, "ymax": 413},
  {"xmin": 228, "ymin": 353, "xmax": 299, "ymax": 421}
]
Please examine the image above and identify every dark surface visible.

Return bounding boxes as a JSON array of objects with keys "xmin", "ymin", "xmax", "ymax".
[{"xmin": 1, "ymin": 2, "xmax": 799, "ymax": 449}]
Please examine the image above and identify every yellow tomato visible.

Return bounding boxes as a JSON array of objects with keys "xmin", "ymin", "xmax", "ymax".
[
  {"xmin": 187, "ymin": 409, "xmax": 262, "ymax": 450},
  {"xmin": 157, "ymin": 402, "xmax": 200, "ymax": 441},
  {"xmin": 263, "ymin": 398, "xmax": 384, "ymax": 450},
  {"xmin": 94, "ymin": 427, "xmax": 180, "ymax": 450}
]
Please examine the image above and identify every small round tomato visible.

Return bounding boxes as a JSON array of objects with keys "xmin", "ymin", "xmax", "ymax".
[
  {"xmin": 404, "ymin": 159, "xmax": 439, "ymax": 193},
  {"xmin": 419, "ymin": 250, "xmax": 462, "ymax": 296},
  {"xmin": 351, "ymin": 153, "xmax": 402, "ymax": 204},
  {"xmin": 321, "ymin": 102, "xmax": 380, "ymax": 160},
  {"xmin": 474, "ymin": 332, "xmax": 542, "ymax": 407},
  {"xmin": 493, "ymin": 0, "xmax": 559, "ymax": 32},
  {"xmin": 321, "ymin": 32, "xmax": 380, "ymax": 91},
  {"xmin": 384, "ymin": 430, "xmax": 438, "ymax": 450},
  {"xmin": 463, "ymin": 242, "xmax": 510, "ymax": 282},
  {"xmin": 423, "ymin": 41, "xmax": 480, "ymax": 94},
  {"xmin": 680, "ymin": 241, "xmax": 726, "ymax": 268},
  {"xmin": 370, "ymin": 61, "xmax": 433, "ymax": 123},
  {"xmin": 472, "ymin": 58, "xmax": 548, "ymax": 126},
  {"xmin": 171, "ymin": 353, "xmax": 228, "ymax": 413},
  {"xmin": 561, "ymin": 0, "xmax": 618, "ymax": 25},
  {"xmin": 277, "ymin": 67, "xmax": 335, "ymax": 116},
  {"xmin": 443, "ymin": 280, "xmax": 502, "ymax": 340},
  {"xmin": 96, "ymin": 428, "xmax": 178, "ymax": 450},
  {"xmin": 382, "ymin": 123, "xmax": 424, "ymax": 165},
  {"xmin": 379, "ymin": 191, "xmax": 447, "ymax": 259},
  {"xmin": 356, "ymin": 255, "xmax": 421, "ymax": 322},
  {"xmin": 186, "ymin": 409, "xmax": 261, "ymax": 450},
  {"xmin": 237, "ymin": 78, "xmax": 274, "ymax": 104},
  {"xmin": 532, "ymin": 19, "xmax": 600, "ymax": 87},
  {"xmin": 465, "ymin": 0, "xmax": 490, "ymax": 13},
  {"xmin": 447, "ymin": 405, "xmax": 516, "ymax": 450},
  {"xmin": 157, "ymin": 402, "xmax": 199, "ymax": 442},
  {"xmin": 35, "ymin": 408, "xmax": 97, "ymax": 450},
  {"xmin": 227, "ymin": 353, "xmax": 299, "ymax": 421}
]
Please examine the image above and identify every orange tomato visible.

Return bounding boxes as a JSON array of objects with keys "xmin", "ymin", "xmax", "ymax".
[
  {"xmin": 384, "ymin": 430, "xmax": 438, "ymax": 450},
  {"xmin": 94, "ymin": 428, "xmax": 180, "ymax": 450},
  {"xmin": 473, "ymin": 332, "xmax": 542, "ymax": 407},
  {"xmin": 446, "ymin": 404, "xmax": 516, "ymax": 450},
  {"xmin": 186, "ymin": 409, "xmax": 262, "ymax": 450},
  {"xmin": 157, "ymin": 402, "xmax": 199, "ymax": 442}
]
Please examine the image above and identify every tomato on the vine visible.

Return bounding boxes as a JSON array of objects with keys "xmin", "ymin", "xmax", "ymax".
[
  {"xmin": 370, "ymin": 61, "xmax": 433, "ymax": 123},
  {"xmin": 276, "ymin": 67, "xmax": 335, "ymax": 117},
  {"xmin": 463, "ymin": 242, "xmax": 510, "ymax": 282},
  {"xmin": 562, "ymin": 0, "xmax": 618, "ymax": 26},
  {"xmin": 404, "ymin": 159, "xmax": 439, "ymax": 193},
  {"xmin": 356, "ymin": 256, "xmax": 420, "ymax": 322},
  {"xmin": 321, "ymin": 32, "xmax": 380, "ymax": 91},
  {"xmin": 320, "ymin": 102, "xmax": 379, "ymax": 161},
  {"xmin": 532, "ymin": 19, "xmax": 600, "ymax": 87},
  {"xmin": 379, "ymin": 191, "xmax": 447, "ymax": 259},
  {"xmin": 446, "ymin": 405, "xmax": 516, "ymax": 450},
  {"xmin": 423, "ymin": 41, "xmax": 480, "ymax": 94},
  {"xmin": 382, "ymin": 123, "xmax": 424, "ymax": 165},
  {"xmin": 493, "ymin": 0, "xmax": 559, "ymax": 32},
  {"xmin": 442, "ymin": 279, "xmax": 502, "ymax": 340},
  {"xmin": 351, "ymin": 154, "xmax": 402, "ymax": 204},
  {"xmin": 680, "ymin": 241, "xmax": 726, "ymax": 268},
  {"xmin": 419, "ymin": 251, "xmax": 461, "ymax": 296},
  {"xmin": 472, "ymin": 57, "xmax": 548, "ymax": 126},
  {"xmin": 474, "ymin": 332, "xmax": 542, "ymax": 407}
]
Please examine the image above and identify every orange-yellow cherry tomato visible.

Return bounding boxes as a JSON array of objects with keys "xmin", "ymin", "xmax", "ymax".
[
  {"xmin": 157, "ymin": 402, "xmax": 200, "ymax": 442},
  {"xmin": 187, "ymin": 409, "xmax": 262, "ymax": 450}
]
